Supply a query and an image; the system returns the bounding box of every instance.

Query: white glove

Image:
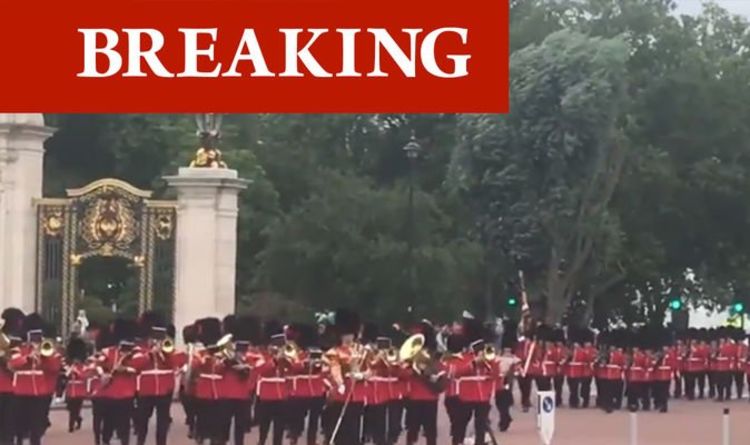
[353,372,364,381]
[337,384,346,395]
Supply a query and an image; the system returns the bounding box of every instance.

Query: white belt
[458,376,491,382]
[568,362,585,366]
[199,373,222,380]
[716,357,729,361]
[258,377,285,383]
[15,370,43,375]
[605,365,621,369]
[630,367,643,370]
[369,377,397,383]
[657,367,671,371]
[141,369,175,375]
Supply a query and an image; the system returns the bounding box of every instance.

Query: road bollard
[629,411,637,445]
[722,408,730,445]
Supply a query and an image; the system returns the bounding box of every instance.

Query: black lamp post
[403,132,422,314]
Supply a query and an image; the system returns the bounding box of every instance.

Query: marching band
[0,305,749,445]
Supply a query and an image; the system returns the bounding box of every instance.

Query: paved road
[44,395,750,445]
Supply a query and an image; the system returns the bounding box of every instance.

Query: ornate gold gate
[35,179,177,336]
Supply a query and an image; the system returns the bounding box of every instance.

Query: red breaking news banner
[1,0,508,113]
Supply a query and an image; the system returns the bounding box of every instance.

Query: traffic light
[507,296,518,307]
[668,297,683,311]
[731,301,745,314]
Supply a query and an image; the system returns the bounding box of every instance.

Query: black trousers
[517,376,532,409]
[13,396,50,445]
[444,396,465,443]
[455,402,490,445]
[91,399,105,445]
[733,371,745,399]
[673,373,683,398]
[568,377,592,408]
[66,398,84,432]
[714,371,732,401]
[0,392,14,445]
[179,389,197,438]
[101,398,134,445]
[652,381,670,412]
[684,371,704,400]
[405,399,437,445]
[136,394,172,445]
[287,396,325,445]
[386,398,404,444]
[553,376,565,406]
[226,398,251,445]
[626,382,650,411]
[494,390,513,431]
[324,401,364,445]
[534,376,552,391]
[599,379,623,412]
[256,399,287,445]
[363,403,387,445]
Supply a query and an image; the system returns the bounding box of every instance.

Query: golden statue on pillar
[190,113,228,168]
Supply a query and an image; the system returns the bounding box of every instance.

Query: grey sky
[674,0,750,17]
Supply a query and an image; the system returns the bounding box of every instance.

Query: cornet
[159,337,175,354]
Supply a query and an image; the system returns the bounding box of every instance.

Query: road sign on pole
[537,390,555,445]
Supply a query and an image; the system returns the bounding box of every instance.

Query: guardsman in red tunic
[565,328,590,408]
[64,337,88,432]
[402,320,444,445]
[530,325,555,394]
[731,327,746,399]
[442,333,470,445]
[323,309,369,445]
[454,338,498,445]
[0,307,25,445]
[597,330,626,413]
[579,330,597,408]
[191,317,227,445]
[551,328,566,407]
[93,318,148,445]
[178,324,199,440]
[652,331,675,413]
[87,322,115,445]
[672,333,686,398]
[626,332,652,412]
[713,327,735,401]
[135,317,183,445]
[221,315,258,445]
[683,328,708,400]
[514,332,535,412]
[8,314,63,445]
[287,323,328,445]
[256,323,291,445]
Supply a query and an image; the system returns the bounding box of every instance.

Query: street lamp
[403,132,422,315]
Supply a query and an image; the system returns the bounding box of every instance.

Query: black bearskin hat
[462,315,484,344]
[334,308,361,336]
[446,333,467,353]
[1,308,25,334]
[222,315,237,336]
[361,322,379,344]
[552,327,566,344]
[182,324,198,344]
[293,323,319,349]
[234,315,261,344]
[500,321,518,350]
[263,319,284,345]
[66,337,87,361]
[23,313,45,334]
[167,324,176,339]
[112,318,137,343]
[414,320,437,351]
[196,317,222,346]
[139,310,166,330]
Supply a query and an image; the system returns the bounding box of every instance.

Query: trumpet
[482,344,497,361]
[160,337,175,354]
[385,346,399,364]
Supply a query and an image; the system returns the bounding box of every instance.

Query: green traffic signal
[732,302,745,313]
[507,297,518,307]
[669,299,682,310]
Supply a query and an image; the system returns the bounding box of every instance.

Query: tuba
[399,334,445,393]
[0,320,10,358]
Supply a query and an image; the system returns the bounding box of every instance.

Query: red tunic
[325,344,369,403]
[255,351,289,401]
[65,362,89,399]
[366,358,401,405]
[626,351,651,383]
[137,351,180,397]
[565,347,590,379]
[652,352,674,382]
[442,353,473,398]
[456,354,497,403]
[288,351,328,399]
[684,344,708,372]
[8,345,63,396]
[598,350,625,380]
[93,346,148,399]
[711,343,735,372]
[0,367,13,394]
[191,350,226,400]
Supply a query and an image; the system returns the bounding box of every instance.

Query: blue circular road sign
[542,396,554,413]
